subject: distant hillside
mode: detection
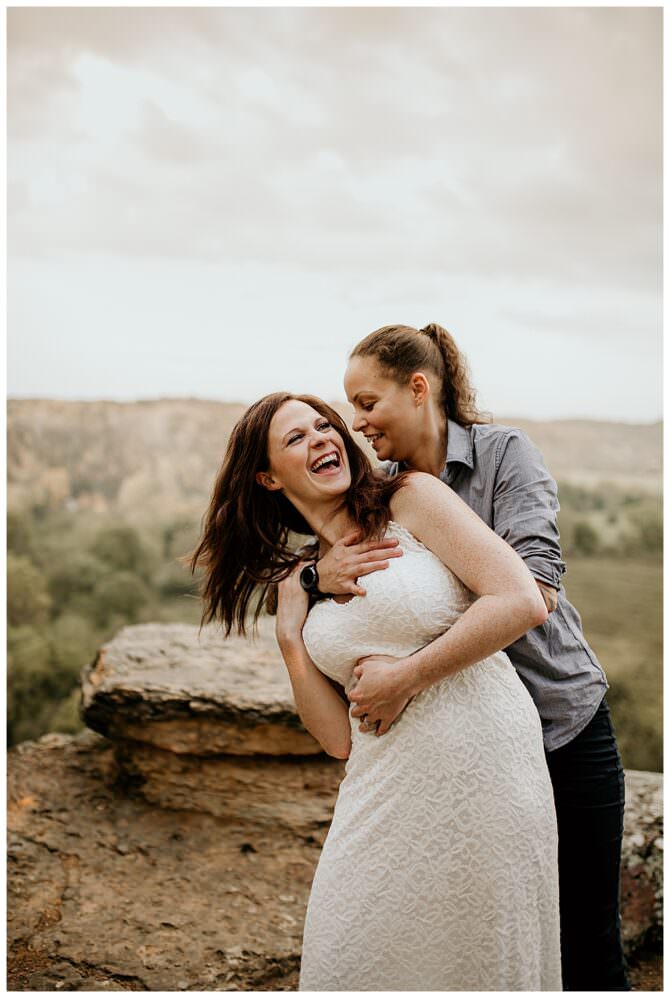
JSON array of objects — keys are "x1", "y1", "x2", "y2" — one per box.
[
  {"x1": 7, "y1": 399, "x2": 662, "y2": 519},
  {"x1": 496, "y1": 417, "x2": 661, "y2": 491}
]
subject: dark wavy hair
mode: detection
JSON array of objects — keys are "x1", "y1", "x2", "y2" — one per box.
[
  {"x1": 190, "y1": 392, "x2": 408, "y2": 636},
  {"x1": 350, "y1": 322, "x2": 490, "y2": 425}
]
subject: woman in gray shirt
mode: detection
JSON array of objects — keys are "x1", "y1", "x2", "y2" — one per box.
[{"x1": 305, "y1": 322, "x2": 629, "y2": 991}]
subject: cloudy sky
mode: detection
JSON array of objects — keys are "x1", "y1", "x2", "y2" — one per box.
[{"x1": 7, "y1": 6, "x2": 662, "y2": 421}]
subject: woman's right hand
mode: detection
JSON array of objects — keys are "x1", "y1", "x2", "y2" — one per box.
[{"x1": 317, "y1": 531, "x2": 403, "y2": 597}]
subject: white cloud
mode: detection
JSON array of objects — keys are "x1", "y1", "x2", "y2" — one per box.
[{"x1": 6, "y1": 6, "x2": 662, "y2": 419}]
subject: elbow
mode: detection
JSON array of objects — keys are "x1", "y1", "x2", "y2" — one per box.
[
  {"x1": 506, "y1": 589, "x2": 548, "y2": 634},
  {"x1": 533, "y1": 604, "x2": 549, "y2": 629},
  {"x1": 522, "y1": 590, "x2": 549, "y2": 630},
  {"x1": 327, "y1": 738, "x2": 351, "y2": 760}
]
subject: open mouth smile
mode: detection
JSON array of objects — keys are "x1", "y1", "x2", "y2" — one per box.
[{"x1": 309, "y1": 450, "x2": 342, "y2": 475}]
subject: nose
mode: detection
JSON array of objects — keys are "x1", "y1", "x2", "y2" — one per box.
[
  {"x1": 310, "y1": 426, "x2": 331, "y2": 450},
  {"x1": 352, "y1": 410, "x2": 366, "y2": 432}
]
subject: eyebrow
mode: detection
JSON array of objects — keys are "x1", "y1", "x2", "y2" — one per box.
[{"x1": 350, "y1": 391, "x2": 375, "y2": 404}]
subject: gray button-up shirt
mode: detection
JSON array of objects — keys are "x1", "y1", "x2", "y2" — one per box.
[{"x1": 387, "y1": 419, "x2": 608, "y2": 751}]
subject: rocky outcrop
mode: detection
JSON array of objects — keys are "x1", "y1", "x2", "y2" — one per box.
[
  {"x1": 81, "y1": 621, "x2": 343, "y2": 839},
  {"x1": 8, "y1": 730, "x2": 313, "y2": 991},
  {"x1": 621, "y1": 770, "x2": 663, "y2": 952},
  {"x1": 81, "y1": 621, "x2": 323, "y2": 757},
  {"x1": 8, "y1": 622, "x2": 663, "y2": 991}
]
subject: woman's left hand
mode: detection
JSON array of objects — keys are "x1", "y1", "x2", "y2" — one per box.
[
  {"x1": 348, "y1": 655, "x2": 418, "y2": 735},
  {"x1": 276, "y1": 563, "x2": 310, "y2": 647}
]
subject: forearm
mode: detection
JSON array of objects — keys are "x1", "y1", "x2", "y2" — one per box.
[
  {"x1": 404, "y1": 593, "x2": 546, "y2": 697},
  {"x1": 279, "y1": 635, "x2": 352, "y2": 759}
]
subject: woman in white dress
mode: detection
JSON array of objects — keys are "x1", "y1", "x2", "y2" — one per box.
[{"x1": 191, "y1": 391, "x2": 562, "y2": 991}]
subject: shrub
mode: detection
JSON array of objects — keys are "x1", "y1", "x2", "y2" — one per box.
[
  {"x1": 634, "y1": 514, "x2": 663, "y2": 554},
  {"x1": 8, "y1": 625, "x2": 54, "y2": 744},
  {"x1": 91, "y1": 571, "x2": 152, "y2": 628},
  {"x1": 91, "y1": 525, "x2": 148, "y2": 576},
  {"x1": 154, "y1": 561, "x2": 197, "y2": 599},
  {"x1": 48, "y1": 689, "x2": 85, "y2": 736},
  {"x1": 7, "y1": 510, "x2": 34, "y2": 558},
  {"x1": 572, "y1": 521, "x2": 600, "y2": 556},
  {"x1": 7, "y1": 554, "x2": 51, "y2": 627},
  {"x1": 47, "y1": 553, "x2": 109, "y2": 616},
  {"x1": 48, "y1": 613, "x2": 97, "y2": 686}
]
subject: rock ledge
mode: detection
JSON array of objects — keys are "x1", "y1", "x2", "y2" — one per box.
[{"x1": 8, "y1": 621, "x2": 663, "y2": 991}]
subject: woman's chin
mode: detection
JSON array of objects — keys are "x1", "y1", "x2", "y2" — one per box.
[
  {"x1": 374, "y1": 441, "x2": 394, "y2": 462},
  {"x1": 311, "y1": 470, "x2": 351, "y2": 494}
]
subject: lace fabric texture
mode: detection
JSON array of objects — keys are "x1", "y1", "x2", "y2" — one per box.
[{"x1": 299, "y1": 521, "x2": 561, "y2": 991}]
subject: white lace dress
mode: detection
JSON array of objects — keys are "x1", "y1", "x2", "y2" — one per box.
[{"x1": 299, "y1": 521, "x2": 561, "y2": 992}]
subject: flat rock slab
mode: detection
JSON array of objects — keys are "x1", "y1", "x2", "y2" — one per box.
[{"x1": 81, "y1": 620, "x2": 323, "y2": 756}]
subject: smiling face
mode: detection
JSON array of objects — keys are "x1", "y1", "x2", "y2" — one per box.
[
  {"x1": 344, "y1": 355, "x2": 430, "y2": 464},
  {"x1": 258, "y1": 399, "x2": 351, "y2": 508}
]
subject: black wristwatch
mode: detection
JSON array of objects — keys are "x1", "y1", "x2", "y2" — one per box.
[{"x1": 300, "y1": 563, "x2": 329, "y2": 600}]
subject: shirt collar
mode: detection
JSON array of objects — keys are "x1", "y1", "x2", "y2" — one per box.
[
  {"x1": 444, "y1": 419, "x2": 475, "y2": 472},
  {"x1": 394, "y1": 419, "x2": 475, "y2": 476}
]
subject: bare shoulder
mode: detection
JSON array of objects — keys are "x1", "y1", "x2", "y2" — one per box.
[
  {"x1": 390, "y1": 470, "x2": 446, "y2": 505},
  {"x1": 389, "y1": 471, "x2": 462, "y2": 531},
  {"x1": 387, "y1": 469, "x2": 538, "y2": 600}
]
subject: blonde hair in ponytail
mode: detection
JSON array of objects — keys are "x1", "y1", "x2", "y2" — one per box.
[{"x1": 350, "y1": 323, "x2": 490, "y2": 426}]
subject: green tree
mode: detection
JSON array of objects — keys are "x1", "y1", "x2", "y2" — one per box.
[
  {"x1": 7, "y1": 554, "x2": 51, "y2": 627},
  {"x1": 47, "y1": 553, "x2": 108, "y2": 616},
  {"x1": 7, "y1": 625, "x2": 53, "y2": 744},
  {"x1": 634, "y1": 514, "x2": 663, "y2": 554},
  {"x1": 154, "y1": 561, "x2": 197, "y2": 599},
  {"x1": 573, "y1": 521, "x2": 600, "y2": 557},
  {"x1": 91, "y1": 525, "x2": 147, "y2": 576},
  {"x1": 48, "y1": 613, "x2": 97, "y2": 687},
  {"x1": 48, "y1": 689, "x2": 85, "y2": 737},
  {"x1": 7, "y1": 510, "x2": 34, "y2": 558},
  {"x1": 91, "y1": 571, "x2": 151, "y2": 628}
]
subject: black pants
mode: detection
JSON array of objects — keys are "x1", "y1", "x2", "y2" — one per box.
[{"x1": 545, "y1": 696, "x2": 630, "y2": 991}]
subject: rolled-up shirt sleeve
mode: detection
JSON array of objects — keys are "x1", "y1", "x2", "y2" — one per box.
[{"x1": 492, "y1": 430, "x2": 567, "y2": 588}]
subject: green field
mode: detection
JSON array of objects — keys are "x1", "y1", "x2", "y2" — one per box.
[{"x1": 562, "y1": 555, "x2": 662, "y2": 772}]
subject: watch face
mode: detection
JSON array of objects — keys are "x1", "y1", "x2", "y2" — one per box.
[{"x1": 300, "y1": 564, "x2": 318, "y2": 592}]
